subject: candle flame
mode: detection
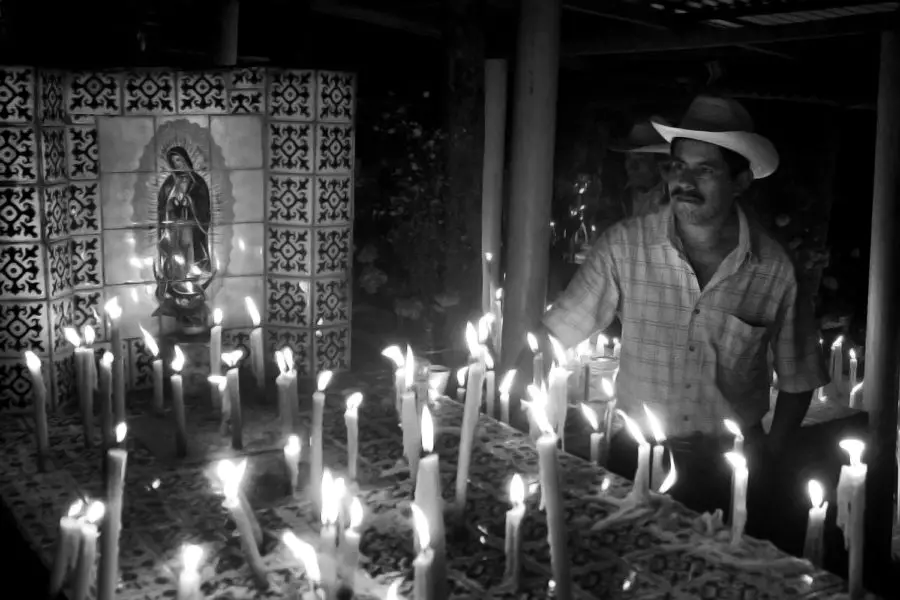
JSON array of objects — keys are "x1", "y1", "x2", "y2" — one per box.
[
  {"x1": 285, "y1": 434, "x2": 300, "y2": 455},
  {"x1": 244, "y1": 297, "x2": 261, "y2": 327},
  {"x1": 403, "y1": 346, "x2": 415, "y2": 388},
  {"x1": 548, "y1": 335, "x2": 567, "y2": 366},
  {"x1": 725, "y1": 451, "x2": 747, "y2": 471},
  {"x1": 484, "y1": 252, "x2": 493, "y2": 263},
  {"x1": 495, "y1": 288, "x2": 503, "y2": 300},
  {"x1": 601, "y1": 377, "x2": 614, "y2": 397},
  {"x1": 643, "y1": 404, "x2": 666, "y2": 443},
  {"x1": 84, "y1": 500, "x2": 105, "y2": 524},
  {"x1": 222, "y1": 349, "x2": 243, "y2": 369},
  {"x1": 64, "y1": 327, "x2": 81, "y2": 348},
  {"x1": 171, "y1": 345, "x2": 185, "y2": 372},
  {"x1": 283, "y1": 347, "x2": 294, "y2": 370},
  {"x1": 67, "y1": 498, "x2": 85, "y2": 518},
  {"x1": 839, "y1": 438, "x2": 865, "y2": 468},
  {"x1": 526, "y1": 332, "x2": 539, "y2": 353},
  {"x1": 321, "y1": 469, "x2": 341, "y2": 524},
  {"x1": 659, "y1": 454, "x2": 677, "y2": 494},
  {"x1": 509, "y1": 473, "x2": 525, "y2": 506},
  {"x1": 576, "y1": 339, "x2": 592, "y2": 359},
  {"x1": 617, "y1": 410, "x2": 647, "y2": 446},
  {"x1": 104, "y1": 297, "x2": 122, "y2": 320},
  {"x1": 421, "y1": 405, "x2": 434, "y2": 453},
  {"x1": 381, "y1": 345, "x2": 405, "y2": 368},
  {"x1": 465, "y1": 322, "x2": 480, "y2": 357},
  {"x1": 213, "y1": 308, "x2": 223, "y2": 326},
  {"x1": 275, "y1": 349, "x2": 288, "y2": 376},
  {"x1": 580, "y1": 404, "x2": 599, "y2": 430},
  {"x1": 182, "y1": 544, "x2": 204, "y2": 573},
  {"x1": 478, "y1": 313, "x2": 495, "y2": 343},
  {"x1": 849, "y1": 348, "x2": 857, "y2": 360},
  {"x1": 207, "y1": 374, "x2": 226, "y2": 391},
  {"x1": 526, "y1": 385, "x2": 553, "y2": 436},
  {"x1": 723, "y1": 419, "x2": 743, "y2": 439},
  {"x1": 386, "y1": 580, "x2": 402, "y2": 600},
  {"x1": 216, "y1": 458, "x2": 247, "y2": 500},
  {"x1": 346, "y1": 391, "x2": 363, "y2": 415},
  {"x1": 499, "y1": 370, "x2": 516, "y2": 395},
  {"x1": 316, "y1": 369, "x2": 334, "y2": 392},
  {"x1": 138, "y1": 325, "x2": 159, "y2": 357},
  {"x1": 410, "y1": 503, "x2": 430, "y2": 549},
  {"x1": 484, "y1": 350, "x2": 494, "y2": 370},
  {"x1": 83, "y1": 326, "x2": 95, "y2": 346},
  {"x1": 456, "y1": 366, "x2": 468, "y2": 387},
  {"x1": 831, "y1": 335, "x2": 843, "y2": 350},
  {"x1": 808, "y1": 480, "x2": 825, "y2": 509},
  {"x1": 115, "y1": 422, "x2": 127, "y2": 443},
  {"x1": 596, "y1": 334, "x2": 609, "y2": 353},
  {"x1": 101, "y1": 352, "x2": 113, "y2": 367},
  {"x1": 282, "y1": 531, "x2": 320, "y2": 583},
  {"x1": 24, "y1": 350, "x2": 41, "y2": 372},
  {"x1": 349, "y1": 497, "x2": 364, "y2": 529}
]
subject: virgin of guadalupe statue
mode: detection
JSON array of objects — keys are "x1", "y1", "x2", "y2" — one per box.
[{"x1": 152, "y1": 146, "x2": 215, "y2": 331}]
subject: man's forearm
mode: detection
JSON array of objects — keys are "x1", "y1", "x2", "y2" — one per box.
[{"x1": 769, "y1": 389, "x2": 813, "y2": 442}]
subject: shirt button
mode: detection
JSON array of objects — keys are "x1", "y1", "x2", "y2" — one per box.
[{"x1": 689, "y1": 345, "x2": 696, "y2": 352}]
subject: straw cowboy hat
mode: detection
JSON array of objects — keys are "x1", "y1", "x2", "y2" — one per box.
[
  {"x1": 651, "y1": 95, "x2": 779, "y2": 179},
  {"x1": 609, "y1": 120, "x2": 670, "y2": 154}
]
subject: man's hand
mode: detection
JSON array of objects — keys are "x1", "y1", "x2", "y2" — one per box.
[{"x1": 767, "y1": 389, "x2": 814, "y2": 455}]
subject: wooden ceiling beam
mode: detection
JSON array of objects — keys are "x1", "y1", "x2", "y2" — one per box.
[{"x1": 564, "y1": 11, "x2": 899, "y2": 55}]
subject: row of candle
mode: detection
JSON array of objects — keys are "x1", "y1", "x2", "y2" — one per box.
[{"x1": 823, "y1": 335, "x2": 864, "y2": 408}]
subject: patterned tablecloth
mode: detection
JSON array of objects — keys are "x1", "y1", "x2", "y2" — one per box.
[{"x1": 0, "y1": 370, "x2": 860, "y2": 600}]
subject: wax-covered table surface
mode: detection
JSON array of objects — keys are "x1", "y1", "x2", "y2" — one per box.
[{"x1": 0, "y1": 370, "x2": 858, "y2": 600}]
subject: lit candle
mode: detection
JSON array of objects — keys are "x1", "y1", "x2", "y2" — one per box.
[
  {"x1": 140, "y1": 325, "x2": 164, "y2": 413},
  {"x1": 482, "y1": 252, "x2": 492, "y2": 316},
  {"x1": 208, "y1": 374, "x2": 228, "y2": 433},
  {"x1": 210, "y1": 307, "x2": 223, "y2": 377},
  {"x1": 275, "y1": 349, "x2": 295, "y2": 439},
  {"x1": 345, "y1": 392, "x2": 363, "y2": 481},
  {"x1": 836, "y1": 438, "x2": 866, "y2": 598},
  {"x1": 284, "y1": 347, "x2": 299, "y2": 427},
  {"x1": 849, "y1": 381, "x2": 864, "y2": 410},
  {"x1": 769, "y1": 372, "x2": 779, "y2": 412},
  {"x1": 381, "y1": 345, "x2": 406, "y2": 415},
  {"x1": 339, "y1": 497, "x2": 363, "y2": 589},
  {"x1": 599, "y1": 378, "x2": 617, "y2": 459},
  {"x1": 105, "y1": 298, "x2": 125, "y2": 425},
  {"x1": 98, "y1": 423, "x2": 128, "y2": 600},
  {"x1": 498, "y1": 370, "x2": 516, "y2": 424},
  {"x1": 98, "y1": 352, "x2": 113, "y2": 448},
  {"x1": 848, "y1": 348, "x2": 858, "y2": 397},
  {"x1": 595, "y1": 333, "x2": 609, "y2": 357},
  {"x1": 24, "y1": 350, "x2": 49, "y2": 463},
  {"x1": 493, "y1": 288, "x2": 504, "y2": 356},
  {"x1": 504, "y1": 473, "x2": 525, "y2": 589},
  {"x1": 455, "y1": 367, "x2": 467, "y2": 403},
  {"x1": 217, "y1": 459, "x2": 268, "y2": 586},
  {"x1": 83, "y1": 324, "x2": 97, "y2": 393},
  {"x1": 65, "y1": 327, "x2": 94, "y2": 448},
  {"x1": 580, "y1": 404, "x2": 602, "y2": 465},
  {"x1": 803, "y1": 480, "x2": 827, "y2": 567},
  {"x1": 414, "y1": 406, "x2": 446, "y2": 600},
  {"x1": 282, "y1": 532, "x2": 324, "y2": 600},
  {"x1": 284, "y1": 434, "x2": 301, "y2": 496},
  {"x1": 73, "y1": 500, "x2": 105, "y2": 600},
  {"x1": 245, "y1": 297, "x2": 265, "y2": 386},
  {"x1": 456, "y1": 323, "x2": 485, "y2": 511},
  {"x1": 525, "y1": 387, "x2": 571, "y2": 600},
  {"x1": 658, "y1": 453, "x2": 678, "y2": 495},
  {"x1": 725, "y1": 451, "x2": 749, "y2": 545},
  {"x1": 223, "y1": 350, "x2": 244, "y2": 450},
  {"x1": 526, "y1": 332, "x2": 543, "y2": 388},
  {"x1": 170, "y1": 345, "x2": 188, "y2": 458},
  {"x1": 830, "y1": 335, "x2": 844, "y2": 394},
  {"x1": 723, "y1": 419, "x2": 744, "y2": 454},
  {"x1": 618, "y1": 409, "x2": 650, "y2": 505},
  {"x1": 576, "y1": 339, "x2": 592, "y2": 406},
  {"x1": 411, "y1": 504, "x2": 435, "y2": 600},
  {"x1": 547, "y1": 336, "x2": 570, "y2": 449},
  {"x1": 612, "y1": 337, "x2": 621, "y2": 359},
  {"x1": 319, "y1": 470, "x2": 342, "y2": 597},
  {"x1": 483, "y1": 351, "x2": 496, "y2": 418},
  {"x1": 311, "y1": 369, "x2": 333, "y2": 510},
  {"x1": 49, "y1": 499, "x2": 85, "y2": 596},
  {"x1": 401, "y1": 347, "x2": 421, "y2": 485},
  {"x1": 644, "y1": 405, "x2": 667, "y2": 492},
  {"x1": 176, "y1": 544, "x2": 204, "y2": 600}
]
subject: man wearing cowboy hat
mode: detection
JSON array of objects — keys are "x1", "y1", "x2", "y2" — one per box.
[
  {"x1": 540, "y1": 95, "x2": 829, "y2": 520},
  {"x1": 608, "y1": 119, "x2": 671, "y2": 217}
]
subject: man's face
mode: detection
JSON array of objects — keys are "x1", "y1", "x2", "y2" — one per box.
[{"x1": 667, "y1": 139, "x2": 747, "y2": 225}]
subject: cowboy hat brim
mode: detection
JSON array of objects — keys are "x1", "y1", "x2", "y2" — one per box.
[
  {"x1": 651, "y1": 121, "x2": 779, "y2": 179},
  {"x1": 608, "y1": 142, "x2": 670, "y2": 154}
]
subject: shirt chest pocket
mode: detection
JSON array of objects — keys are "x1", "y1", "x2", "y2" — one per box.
[{"x1": 717, "y1": 314, "x2": 769, "y2": 375}]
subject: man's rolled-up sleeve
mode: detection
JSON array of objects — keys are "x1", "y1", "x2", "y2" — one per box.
[
  {"x1": 542, "y1": 232, "x2": 621, "y2": 349},
  {"x1": 772, "y1": 276, "x2": 829, "y2": 393}
]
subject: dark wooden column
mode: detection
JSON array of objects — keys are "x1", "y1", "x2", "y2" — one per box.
[
  {"x1": 863, "y1": 29, "x2": 900, "y2": 590},
  {"x1": 216, "y1": 0, "x2": 240, "y2": 66},
  {"x1": 500, "y1": 0, "x2": 561, "y2": 410}
]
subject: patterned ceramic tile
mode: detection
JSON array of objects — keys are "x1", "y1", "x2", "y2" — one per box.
[
  {"x1": 38, "y1": 71, "x2": 65, "y2": 125},
  {"x1": 73, "y1": 290, "x2": 106, "y2": 341},
  {"x1": 0, "y1": 186, "x2": 41, "y2": 242},
  {"x1": 266, "y1": 276, "x2": 310, "y2": 327},
  {"x1": 52, "y1": 352, "x2": 76, "y2": 408},
  {"x1": 228, "y1": 89, "x2": 263, "y2": 114},
  {"x1": 315, "y1": 124, "x2": 353, "y2": 174},
  {"x1": 221, "y1": 327, "x2": 252, "y2": 357},
  {"x1": 267, "y1": 174, "x2": 312, "y2": 224},
  {"x1": 177, "y1": 72, "x2": 227, "y2": 114},
  {"x1": 0, "y1": 126, "x2": 38, "y2": 183},
  {"x1": 313, "y1": 277, "x2": 349, "y2": 326},
  {"x1": 314, "y1": 325, "x2": 350, "y2": 371},
  {"x1": 65, "y1": 125, "x2": 99, "y2": 180},
  {"x1": 268, "y1": 70, "x2": 315, "y2": 120},
  {"x1": 67, "y1": 71, "x2": 122, "y2": 116},
  {"x1": 0, "y1": 300, "x2": 50, "y2": 357},
  {"x1": 40, "y1": 127, "x2": 66, "y2": 183},
  {"x1": 0, "y1": 67, "x2": 35, "y2": 123},
  {"x1": 123, "y1": 71, "x2": 177, "y2": 115},
  {"x1": 71, "y1": 235, "x2": 103, "y2": 289},
  {"x1": 47, "y1": 239, "x2": 72, "y2": 299},
  {"x1": 68, "y1": 181, "x2": 101, "y2": 235},
  {"x1": 0, "y1": 358, "x2": 37, "y2": 409},
  {"x1": 230, "y1": 67, "x2": 265, "y2": 89},
  {"x1": 128, "y1": 337, "x2": 155, "y2": 390},
  {"x1": 267, "y1": 226, "x2": 311, "y2": 276},
  {"x1": 266, "y1": 327, "x2": 311, "y2": 376},
  {"x1": 0, "y1": 243, "x2": 46, "y2": 300},
  {"x1": 314, "y1": 176, "x2": 351, "y2": 225},
  {"x1": 313, "y1": 226, "x2": 351, "y2": 275},
  {"x1": 42, "y1": 184, "x2": 69, "y2": 241},
  {"x1": 267, "y1": 122, "x2": 313, "y2": 174},
  {"x1": 316, "y1": 71, "x2": 355, "y2": 123}
]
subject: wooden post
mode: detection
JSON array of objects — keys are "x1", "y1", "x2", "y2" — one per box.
[
  {"x1": 863, "y1": 29, "x2": 900, "y2": 591},
  {"x1": 500, "y1": 0, "x2": 561, "y2": 422},
  {"x1": 482, "y1": 58, "x2": 508, "y2": 317},
  {"x1": 216, "y1": 0, "x2": 240, "y2": 66}
]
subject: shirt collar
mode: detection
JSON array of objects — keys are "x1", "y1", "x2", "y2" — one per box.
[{"x1": 652, "y1": 202, "x2": 757, "y2": 265}]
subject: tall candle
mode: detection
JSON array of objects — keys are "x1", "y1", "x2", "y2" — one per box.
[
  {"x1": 599, "y1": 378, "x2": 616, "y2": 465},
  {"x1": 498, "y1": 370, "x2": 516, "y2": 425},
  {"x1": 455, "y1": 367, "x2": 467, "y2": 403},
  {"x1": 595, "y1": 334, "x2": 609, "y2": 357},
  {"x1": 493, "y1": 288, "x2": 504, "y2": 357},
  {"x1": 803, "y1": 480, "x2": 827, "y2": 567},
  {"x1": 24, "y1": 351, "x2": 49, "y2": 462},
  {"x1": 218, "y1": 459, "x2": 268, "y2": 587},
  {"x1": 339, "y1": 497, "x2": 363, "y2": 589},
  {"x1": 725, "y1": 451, "x2": 748, "y2": 545},
  {"x1": 411, "y1": 504, "x2": 435, "y2": 600},
  {"x1": 484, "y1": 352, "x2": 496, "y2": 418},
  {"x1": 849, "y1": 381, "x2": 864, "y2": 410},
  {"x1": 456, "y1": 325, "x2": 485, "y2": 511},
  {"x1": 830, "y1": 335, "x2": 844, "y2": 393},
  {"x1": 275, "y1": 349, "x2": 295, "y2": 439},
  {"x1": 836, "y1": 439, "x2": 866, "y2": 598},
  {"x1": 176, "y1": 544, "x2": 203, "y2": 600},
  {"x1": 66, "y1": 328, "x2": 94, "y2": 448},
  {"x1": 98, "y1": 352, "x2": 113, "y2": 448},
  {"x1": 105, "y1": 298, "x2": 125, "y2": 425},
  {"x1": 581, "y1": 404, "x2": 603, "y2": 465},
  {"x1": 481, "y1": 252, "x2": 492, "y2": 316},
  {"x1": 619, "y1": 410, "x2": 650, "y2": 504},
  {"x1": 49, "y1": 500, "x2": 85, "y2": 596},
  {"x1": 345, "y1": 392, "x2": 363, "y2": 481},
  {"x1": 170, "y1": 345, "x2": 188, "y2": 458},
  {"x1": 73, "y1": 501, "x2": 104, "y2": 600},
  {"x1": 210, "y1": 308, "x2": 223, "y2": 377},
  {"x1": 644, "y1": 405, "x2": 667, "y2": 492},
  {"x1": 311, "y1": 370, "x2": 333, "y2": 510},
  {"x1": 414, "y1": 406, "x2": 446, "y2": 600},
  {"x1": 98, "y1": 425, "x2": 128, "y2": 600},
  {"x1": 723, "y1": 419, "x2": 744, "y2": 454},
  {"x1": 527, "y1": 332, "x2": 543, "y2": 388},
  {"x1": 284, "y1": 434, "x2": 301, "y2": 496},
  {"x1": 504, "y1": 474, "x2": 525, "y2": 589},
  {"x1": 208, "y1": 375, "x2": 228, "y2": 433},
  {"x1": 245, "y1": 297, "x2": 265, "y2": 386},
  {"x1": 319, "y1": 470, "x2": 341, "y2": 597},
  {"x1": 769, "y1": 372, "x2": 779, "y2": 411},
  {"x1": 401, "y1": 348, "x2": 422, "y2": 485},
  {"x1": 848, "y1": 348, "x2": 858, "y2": 396},
  {"x1": 138, "y1": 325, "x2": 164, "y2": 413},
  {"x1": 612, "y1": 337, "x2": 621, "y2": 359},
  {"x1": 223, "y1": 350, "x2": 243, "y2": 450},
  {"x1": 547, "y1": 361, "x2": 569, "y2": 447},
  {"x1": 284, "y1": 347, "x2": 299, "y2": 428}
]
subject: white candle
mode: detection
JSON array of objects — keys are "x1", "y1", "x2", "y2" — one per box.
[
  {"x1": 223, "y1": 350, "x2": 244, "y2": 450},
  {"x1": 493, "y1": 288, "x2": 504, "y2": 356},
  {"x1": 65, "y1": 327, "x2": 94, "y2": 448},
  {"x1": 836, "y1": 439, "x2": 866, "y2": 598},
  {"x1": 848, "y1": 348, "x2": 858, "y2": 396},
  {"x1": 275, "y1": 349, "x2": 295, "y2": 439},
  {"x1": 414, "y1": 406, "x2": 446, "y2": 600},
  {"x1": 498, "y1": 370, "x2": 516, "y2": 425},
  {"x1": 176, "y1": 544, "x2": 203, "y2": 600},
  {"x1": 24, "y1": 351, "x2": 49, "y2": 462},
  {"x1": 595, "y1": 334, "x2": 609, "y2": 357},
  {"x1": 98, "y1": 424, "x2": 128, "y2": 600},
  {"x1": 849, "y1": 381, "x2": 864, "y2": 410},
  {"x1": 381, "y1": 345, "x2": 406, "y2": 414},
  {"x1": 644, "y1": 405, "x2": 667, "y2": 492},
  {"x1": 105, "y1": 298, "x2": 125, "y2": 425},
  {"x1": 547, "y1": 336, "x2": 570, "y2": 448},
  {"x1": 484, "y1": 352, "x2": 496, "y2": 418},
  {"x1": 284, "y1": 347, "x2": 299, "y2": 428},
  {"x1": 99, "y1": 352, "x2": 113, "y2": 448},
  {"x1": 207, "y1": 375, "x2": 228, "y2": 433},
  {"x1": 769, "y1": 372, "x2": 779, "y2": 412},
  {"x1": 723, "y1": 419, "x2": 744, "y2": 454},
  {"x1": 411, "y1": 504, "x2": 435, "y2": 600},
  {"x1": 612, "y1": 337, "x2": 621, "y2": 359},
  {"x1": 725, "y1": 451, "x2": 749, "y2": 545},
  {"x1": 599, "y1": 378, "x2": 617, "y2": 462},
  {"x1": 344, "y1": 392, "x2": 363, "y2": 481},
  {"x1": 245, "y1": 297, "x2": 265, "y2": 386},
  {"x1": 49, "y1": 500, "x2": 85, "y2": 596},
  {"x1": 171, "y1": 346, "x2": 188, "y2": 458},
  {"x1": 455, "y1": 367, "x2": 467, "y2": 403},
  {"x1": 217, "y1": 459, "x2": 268, "y2": 587},
  {"x1": 830, "y1": 335, "x2": 844, "y2": 394},
  {"x1": 140, "y1": 325, "x2": 164, "y2": 413},
  {"x1": 456, "y1": 324, "x2": 485, "y2": 511},
  {"x1": 803, "y1": 480, "x2": 827, "y2": 567},
  {"x1": 311, "y1": 370, "x2": 333, "y2": 510},
  {"x1": 482, "y1": 253, "x2": 492, "y2": 316},
  {"x1": 209, "y1": 308, "x2": 223, "y2": 377},
  {"x1": 386, "y1": 581, "x2": 401, "y2": 600},
  {"x1": 318, "y1": 470, "x2": 342, "y2": 597},
  {"x1": 284, "y1": 434, "x2": 301, "y2": 495},
  {"x1": 504, "y1": 474, "x2": 525, "y2": 589},
  {"x1": 580, "y1": 404, "x2": 603, "y2": 465},
  {"x1": 73, "y1": 501, "x2": 104, "y2": 600},
  {"x1": 339, "y1": 497, "x2": 363, "y2": 589},
  {"x1": 618, "y1": 410, "x2": 651, "y2": 504},
  {"x1": 527, "y1": 332, "x2": 543, "y2": 388}
]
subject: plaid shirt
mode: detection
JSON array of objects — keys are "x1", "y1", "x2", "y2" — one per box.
[{"x1": 543, "y1": 204, "x2": 829, "y2": 437}]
